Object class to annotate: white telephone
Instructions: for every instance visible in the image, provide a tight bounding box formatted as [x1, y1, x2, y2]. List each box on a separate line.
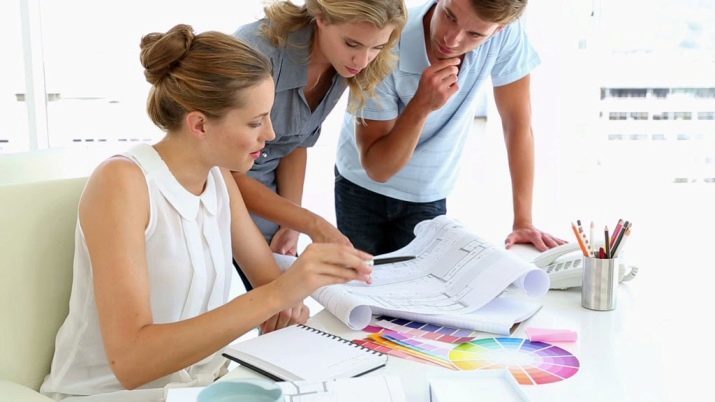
[532, 243, 639, 290]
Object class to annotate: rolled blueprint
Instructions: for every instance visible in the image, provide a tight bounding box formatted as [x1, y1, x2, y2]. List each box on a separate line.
[312, 216, 549, 334]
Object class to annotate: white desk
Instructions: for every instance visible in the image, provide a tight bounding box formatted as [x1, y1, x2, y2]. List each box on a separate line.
[224, 245, 707, 402]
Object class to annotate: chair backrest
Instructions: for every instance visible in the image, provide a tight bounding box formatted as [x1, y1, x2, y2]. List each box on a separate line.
[0, 177, 87, 390]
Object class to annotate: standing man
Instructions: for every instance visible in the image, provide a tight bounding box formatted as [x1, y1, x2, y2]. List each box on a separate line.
[335, 0, 566, 255]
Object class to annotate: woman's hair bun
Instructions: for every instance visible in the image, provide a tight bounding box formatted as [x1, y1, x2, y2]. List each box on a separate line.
[139, 24, 195, 85]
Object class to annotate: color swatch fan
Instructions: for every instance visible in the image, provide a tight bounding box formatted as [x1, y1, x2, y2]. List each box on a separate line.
[449, 337, 579, 385]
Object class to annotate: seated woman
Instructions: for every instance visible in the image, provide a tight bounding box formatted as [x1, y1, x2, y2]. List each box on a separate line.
[40, 24, 372, 401]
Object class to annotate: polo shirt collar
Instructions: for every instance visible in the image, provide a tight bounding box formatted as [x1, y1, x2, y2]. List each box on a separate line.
[399, 0, 436, 74]
[275, 24, 314, 92]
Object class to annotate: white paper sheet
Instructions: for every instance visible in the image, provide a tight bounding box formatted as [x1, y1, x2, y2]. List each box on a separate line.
[278, 376, 406, 402]
[166, 376, 406, 402]
[312, 216, 549, 331]
[429, 370, 529, 402]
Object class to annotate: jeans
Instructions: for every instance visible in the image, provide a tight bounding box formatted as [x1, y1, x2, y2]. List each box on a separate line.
[334, 167, 447, 255]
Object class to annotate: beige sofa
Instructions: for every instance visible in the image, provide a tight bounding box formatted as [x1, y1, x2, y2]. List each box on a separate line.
[0, 177, 87, 401]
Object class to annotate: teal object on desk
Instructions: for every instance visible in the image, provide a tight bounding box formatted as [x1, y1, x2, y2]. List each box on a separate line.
[197, 379, 284, 402]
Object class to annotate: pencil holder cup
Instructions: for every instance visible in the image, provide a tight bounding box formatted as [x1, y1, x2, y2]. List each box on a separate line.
[581, 257, 618, 311]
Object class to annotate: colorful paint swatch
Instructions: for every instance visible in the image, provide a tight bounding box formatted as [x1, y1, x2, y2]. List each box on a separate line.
[352, 338, 433, 365]
[367, 333, 455, 369]
[370, 316, 479, 344]
[449, 337, 579, 385]
[380, 332, 452, 360]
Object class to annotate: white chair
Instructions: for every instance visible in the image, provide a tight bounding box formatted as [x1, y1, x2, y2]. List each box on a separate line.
[0, 177, 87, 401]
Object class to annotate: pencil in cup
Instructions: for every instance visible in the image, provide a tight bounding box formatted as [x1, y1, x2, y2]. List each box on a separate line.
[612, 225, 631, 258]
[570, 222, 590, 257]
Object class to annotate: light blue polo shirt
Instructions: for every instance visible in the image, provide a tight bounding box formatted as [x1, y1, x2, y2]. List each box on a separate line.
[335, 0, 540, 203]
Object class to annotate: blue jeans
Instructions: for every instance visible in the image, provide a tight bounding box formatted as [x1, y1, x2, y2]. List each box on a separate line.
[334, 167, 447, 255]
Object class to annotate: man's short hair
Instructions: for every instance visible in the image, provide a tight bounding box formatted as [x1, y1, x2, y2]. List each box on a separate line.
[469, 0, 527, 24]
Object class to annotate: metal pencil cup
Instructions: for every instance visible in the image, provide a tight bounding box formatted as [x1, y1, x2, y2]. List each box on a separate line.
[581, 257, 618, 311]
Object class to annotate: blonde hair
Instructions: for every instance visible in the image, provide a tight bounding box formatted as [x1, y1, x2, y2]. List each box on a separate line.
[261, 0, 407, 111]
[140, 24, 272, 131]
[469, 0, 528, 24]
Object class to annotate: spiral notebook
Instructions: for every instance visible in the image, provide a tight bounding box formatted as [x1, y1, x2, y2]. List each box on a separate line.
[223, 324, 387, 381]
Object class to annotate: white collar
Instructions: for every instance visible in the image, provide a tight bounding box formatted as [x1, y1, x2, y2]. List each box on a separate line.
[129, 144, 218, 221]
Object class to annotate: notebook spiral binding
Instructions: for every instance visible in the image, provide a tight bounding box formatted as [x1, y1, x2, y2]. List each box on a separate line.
[297, 324, 385, 356]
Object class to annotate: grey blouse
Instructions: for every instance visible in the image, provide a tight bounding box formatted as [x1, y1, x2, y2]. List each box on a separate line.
[234, 20, 348, 239]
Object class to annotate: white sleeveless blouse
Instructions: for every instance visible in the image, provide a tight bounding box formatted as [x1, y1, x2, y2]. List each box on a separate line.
[41, 144, 244, 401]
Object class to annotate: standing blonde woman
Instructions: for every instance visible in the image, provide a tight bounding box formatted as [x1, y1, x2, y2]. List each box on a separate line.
[232, 0, 407, 278]
[40, 24, 372, 401]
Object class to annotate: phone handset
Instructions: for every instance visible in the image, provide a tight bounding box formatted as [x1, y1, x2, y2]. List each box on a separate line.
[532, 243, 638, 290]
[532, 243, 580, 268]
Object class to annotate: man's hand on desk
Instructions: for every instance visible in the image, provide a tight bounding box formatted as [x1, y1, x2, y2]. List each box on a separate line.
[259, 302, 309, 334]
[505, 224, 567, 252]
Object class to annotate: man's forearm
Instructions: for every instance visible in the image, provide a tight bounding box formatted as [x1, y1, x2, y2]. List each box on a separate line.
[360, 99, 431, 182]
[359, 58, 462, 182]
[493, 75, 536, 229]
[504, 124, 535, 228]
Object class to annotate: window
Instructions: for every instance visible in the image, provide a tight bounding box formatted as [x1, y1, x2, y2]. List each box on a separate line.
[671, 88, 715, 98]
[602, 88, 647, 99]
[629, 134, 648, 141]
[522, 0, 715, 259]
[608, 112, 627, 120]
[629, 112, 648, 120]
[600, 87, 715, 100]
[698, 112, 715, 120]
[651, 88, 669, 98]
[4, 0, 267, 154]
[1, 0, 29, 153]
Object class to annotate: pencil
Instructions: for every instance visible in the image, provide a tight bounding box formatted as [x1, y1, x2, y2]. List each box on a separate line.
[604, 226, 610, 258]
[610, 225, 627, 257]
[589, 221, 595, 256]
[614, 225, 632, 257]
[571, 222, 590, 257]
[577, 220, 590, 253]
[370, 256, 416, 265]
[611, 221, 631, 257]
[610, 219, 624, 248]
